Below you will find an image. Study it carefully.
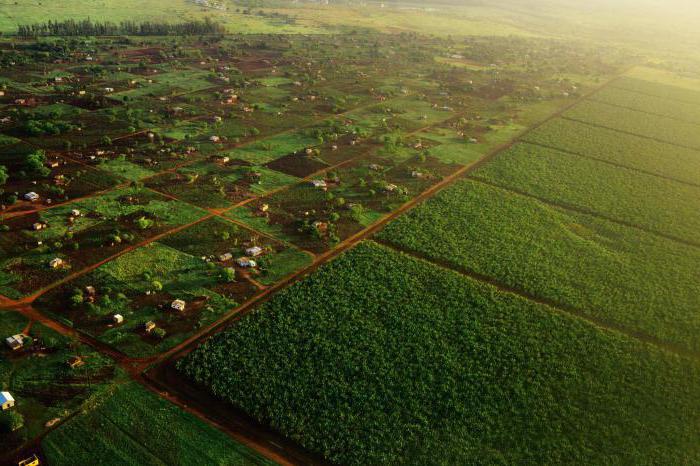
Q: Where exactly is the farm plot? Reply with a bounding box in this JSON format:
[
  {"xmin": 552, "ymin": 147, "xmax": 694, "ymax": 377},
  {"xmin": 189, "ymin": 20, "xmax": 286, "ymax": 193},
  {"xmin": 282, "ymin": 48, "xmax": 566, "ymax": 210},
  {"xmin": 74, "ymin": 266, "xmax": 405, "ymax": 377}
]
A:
[
  {"xmin": 34, "ymin": 240, "xmax": 238, "ymax": 358},
  {"xmin": 229, "ymin": 149, "xmax": 459, "ymax": 252},
  {"xmin": 612, "ymin": 75, "xmax": 700, "ymax": 105},
  {"xmin": 223, "ymin": 131, "xmax": 320, "ymax": 165},
  {"xmin": 470, "ymin": 143, "xmax": 700, "ymax": 244},
  {"xmin": 177, "ymin": 241, "xmax": 700, "ymax": 466},
  {"xmin": 564, "ymin": 99, "xmax": 700, "ymax": 150},
  {"xmin": 146, "ymin": 159, "xmax": 299, "ymax": 209},
  {"xmin": 522, "ymin": 118, "xmax": 700, "ymax": 186},
  {"xmin": 378, "ymin": 179, "xmax": 700, "ymax": 353},
  {"xmin": 41, "ymin": 381, "xmax": 275, "ymax": 466},
  {"xmin": 591, "ymin": 85, "xmax": 700, "ymax": 125},
  {"xmin": 0, "ymin": 146, "xmax": 122, "ymax": 212},
  {"xmin": 0, "ymin": 187, "xmax": 206, "ymax": 298},
  {"xmin": 0, "ymin": 312, "xmax": 120, "ymax": 454}
]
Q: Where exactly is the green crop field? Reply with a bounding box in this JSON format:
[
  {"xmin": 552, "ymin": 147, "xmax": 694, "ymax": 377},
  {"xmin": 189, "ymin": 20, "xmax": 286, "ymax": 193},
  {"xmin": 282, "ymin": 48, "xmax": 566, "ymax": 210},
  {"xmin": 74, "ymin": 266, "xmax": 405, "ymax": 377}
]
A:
[
  {"xmin": 522, "ymin": 117, "xmax": 700, "ymax": 186},
  {"xmin": 470, "ymin": 143, "xmax": 700, "ymax": 244},
  {"xmin": 564, "ymin": 99, "xmax": 700, "ymax": 150},
  {"xmin": 591, "ymin": 85, "xmax": 700, "ymax": 124},
  {"xmin": 612, "ymin": 75, "xmax": 700, "ymax": 105},
  {"xmin": 41, "ymin": 381, "xmax": 274, "ymax": 466},
  {"xmin": 177, "ymin": 242, "xmax": 700, "ymax": 465},
  {"xmin": 378, "ymin": 179, "xmax": 700, "ymax": 353}
]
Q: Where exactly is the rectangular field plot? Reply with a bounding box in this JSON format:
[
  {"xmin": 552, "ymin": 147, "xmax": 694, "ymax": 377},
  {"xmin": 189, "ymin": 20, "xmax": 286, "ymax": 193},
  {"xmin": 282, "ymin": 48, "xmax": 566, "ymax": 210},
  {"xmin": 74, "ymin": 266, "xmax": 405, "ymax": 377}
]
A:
[
  {"xmin": 41, "ymin": 382, "xmax": 274, "ymax": 466},
  {"xmin": 378, "ymin": 179, "xmax": 700, "ymax": 353},
  {"xmin": 0, "ymin": 187, "xmax": 206, "ymax": 298},
  {"xmin": 612, "ymin": 75, "xmax": 700, "ymax": 105},
  {"xmin": 591, "ymin": 85, "xmax": 700, "ymax": 125},
  {"xmin": 0, "ymin": 312, "xmax": 120, "ymax": 454},
  {"xmin": 470, "ymin": 143, "xmax": 700, "ymax": 244},
  {"xmin": 522, "ymin": 118, "xmax": 700, "ymax": 186},
  {"xmin": 177, "ymin": 241, "xmax": 700, "ymax": 466},
  {"xmin": 34, "ymin": 217, "xmax": 310, "ymax": 357},
  {"xmin": 146, "ymin": 159, "xmax": 299, "ymax": 209},
  {"xmin": 564, "ymin": 99, "xmax": 700, "ymax": 150}
]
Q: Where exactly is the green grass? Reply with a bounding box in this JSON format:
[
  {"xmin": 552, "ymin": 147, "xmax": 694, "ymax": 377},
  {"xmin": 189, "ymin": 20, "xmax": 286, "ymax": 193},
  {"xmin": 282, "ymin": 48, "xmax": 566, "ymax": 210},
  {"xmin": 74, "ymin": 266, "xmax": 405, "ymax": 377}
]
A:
[
  {"xmin": 378, "ymin": 179, "xmax": 700, "ymax": 353},
  {"xmin": 41, "ymin": 381, "xmax": 275, "ymax": 466},
  {"xmin": 522, "ymin": 117, "xmax": 700, "ymax": 186},
  {"xmin": 227, "ymin": 132, "xmax": 319, "ymax": 165},
  {"xmin": 97, "ymin": 158, "xmax": 156, "ymax": 182},
  {"xmin": 178, "ymin": 241, "xmax": 700, "ymax": 465},
  {"xmin": 470, "ymin": 142, "xmax": 700, "ymax": 244}
]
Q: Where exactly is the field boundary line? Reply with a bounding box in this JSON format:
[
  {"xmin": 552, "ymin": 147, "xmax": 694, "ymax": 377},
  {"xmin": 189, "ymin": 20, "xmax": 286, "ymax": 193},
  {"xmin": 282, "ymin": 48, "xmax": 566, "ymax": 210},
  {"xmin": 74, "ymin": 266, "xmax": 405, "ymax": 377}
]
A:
[
  {"xmin": 607, "ymin": 81, "xmax": 700, "ymax": 108},
  {"xmin": 375, "ymin": 239, "xmax": 700, "ymax": 362},
  {"xmin": 522, "ymin": 140, "xmax": 700, "ymax": 189},
  {"xmin": 467, "ymin": 176, "xmax": 700, "ymax": 249},
  {"xmin": 586, "ymin": 96, "xmax": 700, "ymax": 126},
  {"xmin": 561, "ymin": 116, "xmax": 700, "ymax": 152}
]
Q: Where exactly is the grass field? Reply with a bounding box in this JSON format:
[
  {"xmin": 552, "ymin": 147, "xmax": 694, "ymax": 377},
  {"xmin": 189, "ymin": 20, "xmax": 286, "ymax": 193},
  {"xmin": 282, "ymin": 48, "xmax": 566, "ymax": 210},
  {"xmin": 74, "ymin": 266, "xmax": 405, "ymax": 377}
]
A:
[
  {"xmin": 378, "ymin": 179, "xmax": 700, "ymax": 353},
  {"xmin": 178, "ymin": 242, "xmax": 700, "ymax": 465},
  {"xmin": 41, "ymin": 381, "xmax": 274, "ymax": 465}
]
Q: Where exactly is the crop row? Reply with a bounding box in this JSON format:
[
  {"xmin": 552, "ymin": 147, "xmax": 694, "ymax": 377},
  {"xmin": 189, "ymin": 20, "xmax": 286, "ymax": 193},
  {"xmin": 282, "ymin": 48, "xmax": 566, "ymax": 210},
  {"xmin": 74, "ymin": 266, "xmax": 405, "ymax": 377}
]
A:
[
  {"xmin": 522, "ymin": 117, "xmax": 700, "ymax": 186},
  {"xmin": 177, "ymin": 241, "xmax": 700, "ymax": 465},
  {"xmin": 612, "ymin": 76, "xmax": 700, "ymax": 105},
  {"xmin": 470, "ymin": 142, "xmax": 700, "ymax": 244},
  {"xmin": 591, "ymin": 85, "xmax": 700, "ymax": 125},
  {"xmin": 378, "ymin": 179, "xmax": 700, "ymax": 353},
  {"xmin": 564, "ymin": 99, "xmax": 700, "ymax": 150},
  {"xmin": 41, "ymin": 382, "xmax": 273, "ymax": 466}
]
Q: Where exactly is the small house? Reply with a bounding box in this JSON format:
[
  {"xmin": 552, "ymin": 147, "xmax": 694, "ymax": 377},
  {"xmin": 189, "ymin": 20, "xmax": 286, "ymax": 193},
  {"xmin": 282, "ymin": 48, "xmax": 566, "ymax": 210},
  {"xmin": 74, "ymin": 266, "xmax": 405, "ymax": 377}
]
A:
[
  {"xmin": 310, "ymin": 179, "xmax": 327, "ymax": 189},
  {"xmin": 0, "ymin": 391, "xmax": 15, "ymax": 410},
  {"xmin": 71, "ymin": 209, "xmax": 81, "ymax": 217},
  {"xmin": 368, "ymin": 164, "xmax": 383, "ymax": 171},
  {"xmin": 312, "ymin": 221, "xmax": 328, "ymax": 234},
  {"xmin": 18, "ymin": 454, "xmax": 40, "ymax": 466},
  {"xmin": 144, "ymin": 321, "xmax": 156, "ymax": 333},
  {"xmin": 49, "ymin": 258, "xmax": 64, "ymax": 269},
  {"xmin": 32, "ymin": 222, "xmax": 47, "ymax": 231},
  {"xmin": 209, "ymin": 135, "xmax": 221, "ymax": 143},
  {"xmin": 24, "ymin": 192, "xmax": 39, "ymax": 202},
  {"xmin": 411, "ymin": 171, "xmax": 424, "ymax": 178},
  {"xmin": 245, "ymin": 246, "xmax": 263, "ymax": 257},
  {"xmin": 67, "ymin": 356, "xmax": 84, "ymax": 369},
  {"xmin": 104, "ymin": 87, "xmax": 114, "ymax": 92},
  {"xmin": 383, "ymin": 184, "xmax": 398, "ymax": 193},
  {"xmin": 236, "ymin": 257, "xmax": 257, "ymax": 268},
  {"xmin": 219, "ymin": 252, "xmax": 233, "ymax": 262},
  {"xmin": 171, "ymin": 299, "xmax": 186, "ymax": 312},
  {"xmin": 5, "ymin": 334, "xmax": 24, "ymax": 351},
  {"xmin": 259, "ymin": 204, "xmax": 270, "ymax": 213},
  {"xmin": 113, "ymin": 314, "xmax": 124, "ymax": 324}
]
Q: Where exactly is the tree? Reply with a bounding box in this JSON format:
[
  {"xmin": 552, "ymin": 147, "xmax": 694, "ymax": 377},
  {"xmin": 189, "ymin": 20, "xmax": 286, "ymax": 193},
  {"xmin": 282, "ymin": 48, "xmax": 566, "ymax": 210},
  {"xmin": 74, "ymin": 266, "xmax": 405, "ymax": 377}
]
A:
[
  {"xmin": 0, "ymin": 165, "xmax": 8, "ymax": 186},
  {"xmin": 0, "ymin": 411, "xmax": 24, "ymax": 433},
  {"xmin": 69, "ymin": 288, "xmax": 84, "ymax": 307},
  {"xmin": 153, "ymin": 327, "xmax": 166, "ymax": 339},
  {"xmin": 221, "ymin": 267, "xmax": 236, "ymax": 283},
  {"xmin": 151, "ymin": 280, "xmax": 163, "ymax": 292},
  {"xmin": 25, "ymin": 150, "xmax": 50, "ymax": 177}
]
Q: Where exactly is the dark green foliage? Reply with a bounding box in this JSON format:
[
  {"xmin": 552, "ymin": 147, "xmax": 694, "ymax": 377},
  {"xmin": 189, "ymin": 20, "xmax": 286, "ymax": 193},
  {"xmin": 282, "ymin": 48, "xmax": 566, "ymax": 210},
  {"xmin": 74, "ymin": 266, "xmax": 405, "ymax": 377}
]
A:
[
  {"xmin": 378, "ymin": 179, "xmax": 700, "ymax": 352},
  {"xmin": 178, "ymin": 242, "xmax": 700, "ymax": 465}
]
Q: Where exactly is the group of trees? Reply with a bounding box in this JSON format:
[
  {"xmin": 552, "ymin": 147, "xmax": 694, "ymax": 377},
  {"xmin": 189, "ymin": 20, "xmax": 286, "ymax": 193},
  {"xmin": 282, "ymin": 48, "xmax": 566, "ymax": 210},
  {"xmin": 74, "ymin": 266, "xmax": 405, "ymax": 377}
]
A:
[{"xmin": 17, "ymin": 18, "xmax": 224, "ymax": 38}]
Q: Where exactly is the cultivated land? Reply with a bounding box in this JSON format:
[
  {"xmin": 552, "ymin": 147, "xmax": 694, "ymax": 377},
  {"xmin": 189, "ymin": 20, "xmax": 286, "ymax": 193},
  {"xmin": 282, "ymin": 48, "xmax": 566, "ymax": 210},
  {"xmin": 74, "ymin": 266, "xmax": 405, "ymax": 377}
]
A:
[
  {"xmin": 178, "ymin": 242, "xmax": 700, "ymax": 465},
  {"xmin": 42, "ymin": 381, "xmax": 274, "ymax": 465},
  {"xmin": 0, "ymin": 2, "xmax": 699, "ymax": 464}
]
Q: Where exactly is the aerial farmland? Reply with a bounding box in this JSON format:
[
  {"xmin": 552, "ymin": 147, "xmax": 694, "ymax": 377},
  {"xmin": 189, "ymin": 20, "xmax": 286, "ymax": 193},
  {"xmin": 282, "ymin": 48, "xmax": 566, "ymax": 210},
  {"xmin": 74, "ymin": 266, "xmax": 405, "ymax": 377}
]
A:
[{"xmin": 0, "ymin": 1, "xmax": 699, "ymax": 465}]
